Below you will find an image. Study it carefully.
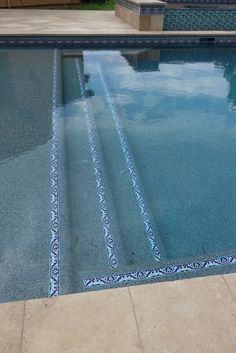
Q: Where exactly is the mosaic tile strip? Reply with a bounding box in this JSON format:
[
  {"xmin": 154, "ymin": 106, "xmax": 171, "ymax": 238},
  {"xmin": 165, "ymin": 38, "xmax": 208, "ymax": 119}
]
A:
[
  {"xmin": 116, "ymin": 0, "xmax": 165, "ymax": 15},
  {"xmin": 0, "ymin": 36, "xmax": 235, "ymax": 48},
  {"xmin": 84, "ymin": 255, "xmax": 236, "ymax": 287},
  {"xmin": 97, "ymin": 63, "xmax": 161, "ymax": 261},
  {"xmin": 49, "ymin": 49, "xmax": 60, "ymax": 297},
  {"xmin": 215, "ymin": 36, "xmax": 236, "ymax": 44},
  {"xmin": 75, "ymin": 59, "xmax": 118, "ymax": 269},
  {"xmin": 164, "ymin": 9, "xmax": 236, "ymax": 31},
  {"xmin": 158, "ymin": 47, "xmax": 236, "ymax": 62},
  {"xmin": 140, "ymin": 5, "xmax": 165, "ymax": 16}
]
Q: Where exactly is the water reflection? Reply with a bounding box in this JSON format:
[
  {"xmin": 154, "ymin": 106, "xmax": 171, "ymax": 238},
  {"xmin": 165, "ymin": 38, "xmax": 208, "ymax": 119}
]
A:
[
  {"xmin": 0, "ymin": 47, "xmax": 235, "ymax": 163},
  {"xmin": 121, "ymin": 48, "xmax": 236, "ymax": 111},
  {"xmin": 121, "ymin": 49, "xmax": 160, "ymax": 72}
]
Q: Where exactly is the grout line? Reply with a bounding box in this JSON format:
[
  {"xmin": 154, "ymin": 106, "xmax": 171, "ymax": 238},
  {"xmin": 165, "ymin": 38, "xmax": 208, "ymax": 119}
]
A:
[
  {"xmin": 128, "ymin": 287, "xmax": 145, "ymax": 353},
  {"xmin": 19, "ymin": 301, "xmax": 26, "ymax": 353},
  {"xmin": 222, "ymin": 275, "xmax": 236, "ymax": 302}
]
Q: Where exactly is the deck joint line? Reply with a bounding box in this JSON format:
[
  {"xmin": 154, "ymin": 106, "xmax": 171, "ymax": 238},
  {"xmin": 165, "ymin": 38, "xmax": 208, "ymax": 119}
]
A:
[
  {"xmin": 49, "ymin": 48, "xmax": 60, "ymax": 297},
  {"xmin": 75, "ymin": 59, "xmax": 118, "ymax": 269},
  {"xmin": 97, "ymin": 63, "xmax": 161, "ymax": 261}
]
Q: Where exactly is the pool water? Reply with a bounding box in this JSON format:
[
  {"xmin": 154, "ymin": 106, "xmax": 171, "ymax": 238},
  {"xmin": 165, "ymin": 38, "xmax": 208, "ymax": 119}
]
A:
[{"xmin": 0, "ymin": 47, "xmax": 236, "ymax": 303}]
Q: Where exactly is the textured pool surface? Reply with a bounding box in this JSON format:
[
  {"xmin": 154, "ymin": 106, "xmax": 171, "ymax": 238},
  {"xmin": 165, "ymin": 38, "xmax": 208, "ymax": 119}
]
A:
[{"xmin": 0, "ymin": 46, "xmax": 236, "ymax": 303}]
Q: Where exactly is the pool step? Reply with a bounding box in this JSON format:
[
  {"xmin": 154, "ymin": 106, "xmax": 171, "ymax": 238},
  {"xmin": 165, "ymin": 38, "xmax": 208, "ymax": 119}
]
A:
[
  {"xmin": 96, "ymin": 63, "xmax": 162, "ymax": 262},
  {"xmin": 75, "ymin": 59, "xmax": 119, "ymax": 270}
]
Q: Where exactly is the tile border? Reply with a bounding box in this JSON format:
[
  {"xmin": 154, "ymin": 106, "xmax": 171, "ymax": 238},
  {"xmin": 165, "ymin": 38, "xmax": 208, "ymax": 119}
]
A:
[
  {"xmin": 49, "ymin": 49, "xmax": 60, "ymax": 297},
  {"xmin": 84, "ymin": 255, "xmax": 236, "ymax": 288},
  {"xmin": 0, "ymin": 35, "xmax": 236, "ymax": 48}
]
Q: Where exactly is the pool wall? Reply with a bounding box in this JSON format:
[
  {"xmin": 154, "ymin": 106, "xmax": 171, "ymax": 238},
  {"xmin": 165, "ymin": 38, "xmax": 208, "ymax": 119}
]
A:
[
  {"xmin": 163, "ymin": 8, "xmax": 236, "ymax": 31},
  {"xmin": 115, "ymin": 0, "xmax": 236, "ymax": 31},
  {"xmin": 0, "ymin": 34, "xmax": 236, "ymax": 48}
]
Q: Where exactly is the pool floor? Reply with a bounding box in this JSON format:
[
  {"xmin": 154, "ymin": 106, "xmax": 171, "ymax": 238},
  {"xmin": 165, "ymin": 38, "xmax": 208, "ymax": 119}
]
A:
[{"xmin": 0, "ymin": 46, "xmax": 236, "ymax": 302}]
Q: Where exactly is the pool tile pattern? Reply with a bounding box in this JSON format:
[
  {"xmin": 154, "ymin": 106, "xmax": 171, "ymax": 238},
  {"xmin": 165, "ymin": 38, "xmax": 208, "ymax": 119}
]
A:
[
  {"xmin": 84, "ymin": 255, "xmax": 236, "ymax": 288},
  {"xmin": 164, "ymin": 9, "xmax": 236, "ymax": 31},
  {"xmin": 49, "ymin": 49, "xmax": 60, "ymax": 297},
  {"xmin": 116, "ymin": 0, "xmax": 165, "ymax": 15},
  {"xmin": 0, "ymin": 35, "xmax": 236, "ymax": 48}
]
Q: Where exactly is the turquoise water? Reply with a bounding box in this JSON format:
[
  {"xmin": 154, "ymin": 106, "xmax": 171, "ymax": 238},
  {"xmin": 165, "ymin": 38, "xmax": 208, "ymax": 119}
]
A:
[{"xmin": 0, "ymin": 47, "xmax": 236, "ymax": 303}]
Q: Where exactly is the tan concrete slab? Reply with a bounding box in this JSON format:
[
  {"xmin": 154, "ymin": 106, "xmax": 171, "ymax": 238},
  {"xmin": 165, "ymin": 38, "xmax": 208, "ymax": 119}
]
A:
[
  {"xmin": 0, "ymin": 9, "xmax": 139, "ymax": 35},
  {"xmin": 129, "ymin": 276, "xmax": 236, "ymax": 353},
  {"xmin": 223, "ymin": 273, "xmax": 236, "ymax": 300},
  {"xmin": 0, "ymin": 10, "xmax": 235, "ymax": 35},
  {"xmin": 21, "ymin": 287, "xmax": 142, "ymax": 353},
  {"xmin": 0, "ymin": 300, "xmax": 25, "ymax": 353}
]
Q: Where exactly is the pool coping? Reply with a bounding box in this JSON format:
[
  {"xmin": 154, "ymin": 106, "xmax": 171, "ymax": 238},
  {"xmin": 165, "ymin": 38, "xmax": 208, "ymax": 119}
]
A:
[{"xmin": 1, "ymin": 273, "xmax": 236, "ymax": 353}]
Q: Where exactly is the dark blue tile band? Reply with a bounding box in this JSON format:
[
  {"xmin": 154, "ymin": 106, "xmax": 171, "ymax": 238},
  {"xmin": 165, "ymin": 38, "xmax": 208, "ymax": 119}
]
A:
[{"xmin": 0, "ymin": 36, "xmax": 236, "ymax": 48}]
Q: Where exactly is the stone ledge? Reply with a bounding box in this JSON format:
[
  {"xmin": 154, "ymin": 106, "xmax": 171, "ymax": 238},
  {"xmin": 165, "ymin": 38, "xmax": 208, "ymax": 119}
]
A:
[{"xmin": 116, "ymin": 0, "xmax": 166, "ymax": 30}]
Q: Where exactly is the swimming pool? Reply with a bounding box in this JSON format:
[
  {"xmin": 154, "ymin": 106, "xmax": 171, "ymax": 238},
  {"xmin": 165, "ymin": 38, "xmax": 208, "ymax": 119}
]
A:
[{"xmin": 1, "ymin": 46, "xmax": 236, "ymax": 303}]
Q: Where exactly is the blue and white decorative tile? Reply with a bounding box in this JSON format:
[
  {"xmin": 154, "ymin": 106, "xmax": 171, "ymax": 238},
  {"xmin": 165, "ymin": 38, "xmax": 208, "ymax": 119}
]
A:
[
  {"xmin": 49, "ymin": 49, "xmax": 60, "ymax": 297},
  {"xmin": 84, "ymin": 255, "xmax": 236, "ymax": 288}
]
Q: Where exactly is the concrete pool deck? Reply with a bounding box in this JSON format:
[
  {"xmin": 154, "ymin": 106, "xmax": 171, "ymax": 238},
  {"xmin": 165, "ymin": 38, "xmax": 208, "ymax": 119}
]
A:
[
  {"xmin": 0, "ymin": 9, "xmax": 236, "ymax": 36},
  {"xmin": 1, "ymin": 274, "xmax": 236, "ymax": 353}
]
